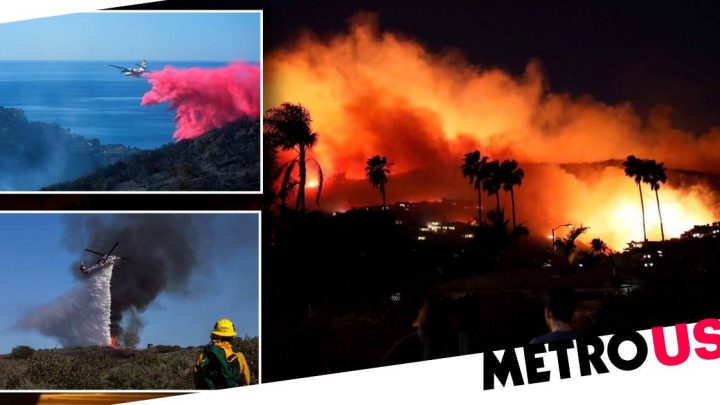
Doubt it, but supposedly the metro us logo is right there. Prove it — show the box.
[652,319,720,365]
[483,318,720,390]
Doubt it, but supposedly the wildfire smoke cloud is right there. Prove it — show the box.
[62,215,204,347]
[266,15,719,248]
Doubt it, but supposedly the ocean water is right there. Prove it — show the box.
[0,60,226,149]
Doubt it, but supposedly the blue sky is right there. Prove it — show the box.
[0,213,259,353]
[0,12,260,61]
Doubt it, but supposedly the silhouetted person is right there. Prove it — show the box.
[383,297,469,365]
[530,287,580,344]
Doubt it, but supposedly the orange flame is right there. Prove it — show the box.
[266,15,719,249]
[110,335,119,349]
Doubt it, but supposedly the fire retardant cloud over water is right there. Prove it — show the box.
[142,62,260,141]
[266,15,720,249]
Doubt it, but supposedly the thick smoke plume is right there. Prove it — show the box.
[142,62,260,141]
[21,265,113,347]
[266,15,720,248]
[62,215,203,346]
[118,307,145,350]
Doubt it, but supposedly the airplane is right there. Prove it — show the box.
[78,242,129,274]
[108,60,149,77]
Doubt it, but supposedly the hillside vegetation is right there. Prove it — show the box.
[0,336,258,390]
[0,107,140,190]
[44,120,260,191]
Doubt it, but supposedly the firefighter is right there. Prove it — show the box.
[193,318,252,389]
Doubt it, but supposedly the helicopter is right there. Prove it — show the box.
[78,242,129,274]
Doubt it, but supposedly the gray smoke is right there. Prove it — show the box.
[118,307,145,349]
[18,214,254,349]
[64,215,203,345]
[0,107,129,191]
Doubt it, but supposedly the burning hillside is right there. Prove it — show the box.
[265,15,720,249]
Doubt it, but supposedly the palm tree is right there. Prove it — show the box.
[482,160,503,213]
[554,225,589,267]
[366,155,390,209]
[590,238,609,256]
[476,208,529,265]
[499,160,524,228]
[623,155,648,241]
[264,103,323,211]
[644,159,668,241]
[590,237,616,278]
[555,225,588,253]
[461,151,489,223]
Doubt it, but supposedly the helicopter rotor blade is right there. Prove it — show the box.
[84,249,105,256]
[107,242,119,256]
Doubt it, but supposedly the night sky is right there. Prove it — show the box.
[131,0,720,134]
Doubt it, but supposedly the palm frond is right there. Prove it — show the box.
[279,160,298,205]
[273,160,293,180]
[308,159,324,206]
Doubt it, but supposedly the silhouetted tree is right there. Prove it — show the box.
[473,208,529,267]
[264,103,323,211]
[590,237,617,278]
[644,160,668,241]
[499,159,524,229]
[555,225,589,267]
[461,151,489,223]
[482,160,502,214]
[366,155,390,209]
[591,238,609,256]
[623,155,648,241]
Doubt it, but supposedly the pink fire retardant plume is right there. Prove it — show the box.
[141,62,260,141]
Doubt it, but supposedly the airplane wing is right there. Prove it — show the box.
[85,248,106,256]
[108,64,129,71]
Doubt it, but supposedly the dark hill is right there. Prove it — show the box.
[0,107,140,190]
[44,120,260,191]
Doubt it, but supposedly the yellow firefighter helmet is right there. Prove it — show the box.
[211,318,238,337]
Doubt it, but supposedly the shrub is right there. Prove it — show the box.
[9,346,34,359]
[0,339,259,389]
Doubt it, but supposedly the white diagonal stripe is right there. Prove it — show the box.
[0,0,162,24]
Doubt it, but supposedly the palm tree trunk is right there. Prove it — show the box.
[297,146,307,211]
[381,183,387,209]
[637,182,647,241]
[477,186,483,224]
[655,189,665,241]
[510,187,516,229]
[495,192,500,213]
